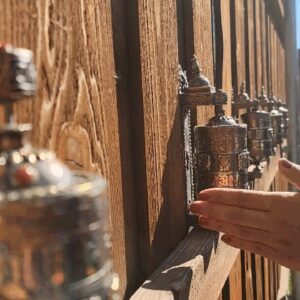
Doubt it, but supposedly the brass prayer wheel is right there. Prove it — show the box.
[277,99,289,139]
[259,87,283,147]
[194,115,249,191]
[270,96,284,146]
[241,110,274,162]
[180,60,249,192]
[232,83,273,179]
[0,45,118,300]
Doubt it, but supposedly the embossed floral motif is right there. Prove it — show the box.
[217,154,231,171]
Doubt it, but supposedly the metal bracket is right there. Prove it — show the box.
[179,59,228,223]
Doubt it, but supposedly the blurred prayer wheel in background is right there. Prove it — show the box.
[0,45,119,300]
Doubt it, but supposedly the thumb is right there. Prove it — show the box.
[278,158,300,187]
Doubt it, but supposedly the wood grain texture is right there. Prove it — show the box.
[184,0,215,125]
[254,255,264,300]
[260,0,268,90]
[110,0,141,294]
[269,260,275,300]
[229,253,243,300]
[230,0,246,93]
[264,258,270,299]
[266,14,272,96]
[245,0,256,98]
[244,2,259,294]
[131,228,240,300]
[245,252,254,300]
[254,0,262,95]
[134,0,186,280]
[216,0,232,116]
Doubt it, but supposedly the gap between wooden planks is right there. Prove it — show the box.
[131,150,280,299]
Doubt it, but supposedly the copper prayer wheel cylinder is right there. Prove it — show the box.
[278,103,289,139]
[241,111,274,162]
[0,45,119,300]
[270,108,284,146]
[194,114,249,191]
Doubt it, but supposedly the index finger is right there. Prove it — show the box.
[197,188,293,212]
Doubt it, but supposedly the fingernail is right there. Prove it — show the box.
[198,216,209,226]
[221,235,232,243]
[189,204,200,214]
[280,158,293,169]
[197,192,210,200]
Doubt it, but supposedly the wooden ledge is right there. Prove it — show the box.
[131,150,280,299]
[131,228,239,300]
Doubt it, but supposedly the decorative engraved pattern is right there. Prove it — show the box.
[217,155,231,171]
[194,123,249,190]
[197,153,210,170]
[215,174,238,187]
[181,89,227,108]
[238,152,249,170]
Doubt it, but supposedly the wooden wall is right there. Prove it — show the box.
[0,0,294,299]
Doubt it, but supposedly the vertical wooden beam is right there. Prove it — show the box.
[184,0,215,125]
[110,0,141,294]
[245,0,256,97]
[254,0,262,95]
[229,253,243,300]
[218,0,233,115]
[266,14,272,97]
[133,0,186,280]
[244,2,256,298]
[260,1,268,90]
[245,253,254,300]
[264,258,270,299]
[254,255,264,300]
[230,0,246,93]
[284,0,299,163]
[269,260,275,300]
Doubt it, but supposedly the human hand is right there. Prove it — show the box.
[189,158,300,271]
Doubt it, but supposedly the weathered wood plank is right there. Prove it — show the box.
[264,258,270,299]
[264,0,284,44]
[244,2,257,296]
[245,252,254,300]
[131,229,240,300]
[230,0,246,93]
[229,253,243,300]
[110,0,141,294]
[266,14,272,96]
[260,0,268,90]
[269,260,275,300]
[216,0,232,116]
[255,255,264,300]
[245,0,256,98]
[184,0,215,125]
[133,0,186,280]
[254,0,262,95]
